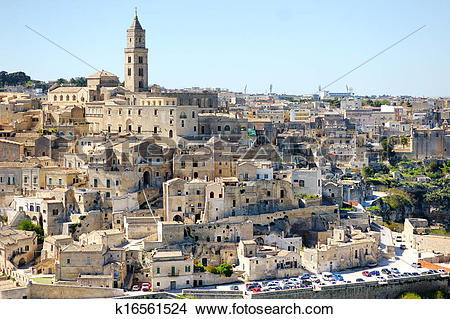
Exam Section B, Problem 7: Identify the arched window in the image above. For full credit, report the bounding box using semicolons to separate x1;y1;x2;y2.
53;95;57;101
224;125;231;131
169;130;173;138
60;95;63;101
66;95;69;101
180;112;187;119
72;95;76;101
81;97;85;102
209;191;214;198
192;111;195;118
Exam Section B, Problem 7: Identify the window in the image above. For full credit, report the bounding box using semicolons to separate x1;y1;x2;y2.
52;209;58;216
66;259;71;264
138;68;143;76
58;179;62;185
25;245;29;251
87;257;91;265
128;56;131;63
48;178;52;185
156;267;160;274
138;56;143;64
128;68;131;76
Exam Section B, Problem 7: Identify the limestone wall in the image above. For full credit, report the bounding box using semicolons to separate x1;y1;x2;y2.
29;283;124;299
251;274;449;299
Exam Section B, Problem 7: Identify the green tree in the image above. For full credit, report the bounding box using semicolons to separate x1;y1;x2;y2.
400;136;409;149
216;263;233;277
18;220;44;240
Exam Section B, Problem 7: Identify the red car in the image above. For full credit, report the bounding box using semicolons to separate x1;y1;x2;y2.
362;271;372;277
252;287;262;293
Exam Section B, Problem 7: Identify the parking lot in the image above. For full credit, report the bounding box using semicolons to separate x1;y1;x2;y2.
214;232;448;294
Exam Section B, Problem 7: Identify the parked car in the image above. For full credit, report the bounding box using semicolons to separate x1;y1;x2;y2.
400;244;406;250
367;261;378;267
356;278;365;282
230;285;239;291
377;276;387;283
370;270;380;276
438;269;447;274
321;272;335;281
362;271;372;277
301;274;311;280
391;267;400;274
381;268;391;275
131;285;140;291
141;283;150;292
252;287;262;293
333;273;344;281
411;262;421;268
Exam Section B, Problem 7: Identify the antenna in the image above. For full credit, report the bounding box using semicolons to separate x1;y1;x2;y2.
269;84;273;95
244;84;247;94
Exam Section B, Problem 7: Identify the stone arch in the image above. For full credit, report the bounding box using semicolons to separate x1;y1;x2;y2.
126;119;132;132
193;172;198;179
173;215;182;222
254;237;264;245
224;125;231;132
209;191;214;198
18;258;26;267
143;171;151;188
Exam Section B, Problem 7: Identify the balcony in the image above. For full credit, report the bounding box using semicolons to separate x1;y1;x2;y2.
168;271;180;277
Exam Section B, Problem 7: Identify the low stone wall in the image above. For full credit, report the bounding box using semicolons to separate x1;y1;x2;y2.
0;286;30;299
29;283;125;299
251;274;449;299
117;292;178;299
182;289;244;299
193;272;240;286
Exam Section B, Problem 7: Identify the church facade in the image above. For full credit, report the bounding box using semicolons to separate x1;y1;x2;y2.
47;12;221;140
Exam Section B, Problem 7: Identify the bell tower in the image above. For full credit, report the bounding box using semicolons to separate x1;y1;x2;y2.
124;9;148;92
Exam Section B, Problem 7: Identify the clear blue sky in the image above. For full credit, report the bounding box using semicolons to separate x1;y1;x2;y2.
1;0;449;96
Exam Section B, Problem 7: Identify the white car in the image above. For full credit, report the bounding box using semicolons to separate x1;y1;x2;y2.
438;269;447;274
131;285;139;291
321;272;334;281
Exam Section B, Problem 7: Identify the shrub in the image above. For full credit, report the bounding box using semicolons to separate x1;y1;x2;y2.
216;263;233;277
18;220;44;240
205;265;217;274
398;292;421;299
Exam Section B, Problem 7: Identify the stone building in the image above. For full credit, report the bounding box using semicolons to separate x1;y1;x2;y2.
55;242;126;288
300;227;380;273
0;227;37;269
148;249;194;291
236;240;302;281
403;218;450;255
0;139;24;162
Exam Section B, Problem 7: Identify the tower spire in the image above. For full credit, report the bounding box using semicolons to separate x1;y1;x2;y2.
135;7;137;17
